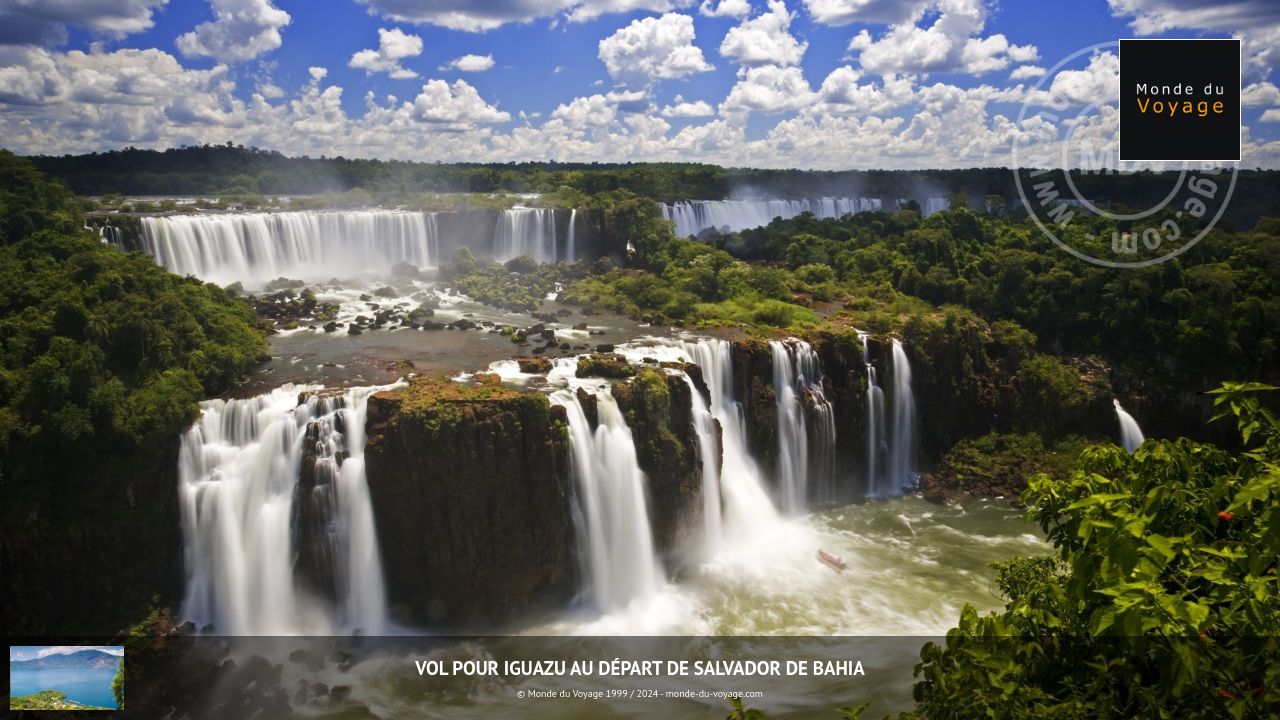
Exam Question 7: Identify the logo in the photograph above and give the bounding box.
[1012,42,1239,268]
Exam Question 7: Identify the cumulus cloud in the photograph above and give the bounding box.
[662,95,715,116]
[1261,108,1280,122]
[721,64,815,116]
[847,0,1037,76]
[441,53,495,72]
[699,0,751,18]
[1108,0,1280,80]
[410,78,510,126]
[176,0,290,63]
[354,0,693,32]
[1243,82,1280,107]
[0,0,168,45]
[349,27,423,79]
[1009,64,1045,80]
[719,0,807,66]
[800,0,927,25]
[598,13,712,88]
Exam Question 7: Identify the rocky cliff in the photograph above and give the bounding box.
[610,364,715,566]
[363,377,575,628]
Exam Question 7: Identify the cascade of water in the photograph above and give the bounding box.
[661,197,884,237]
[493,207,558,263]
[767,340,836,511]
[1114,399,1146,454]
[138,211,440,285]
[922,198,948,216]
[177,383,395,635]
[858,332,887,497]
[677,339,780,532]
[566,208,577,263]
[553,388,664,611]
[888,339,918,494]
[771,340,809,513]
[676,372,723,555]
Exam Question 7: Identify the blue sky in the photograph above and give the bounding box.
[10,646,123,661]
[0,0,1276,168]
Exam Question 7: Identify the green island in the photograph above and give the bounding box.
[9,690,110,711]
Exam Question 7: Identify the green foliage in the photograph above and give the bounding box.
[909,383,1280,719]
[9,690,110,710]
[0,154,266,504]
[935,432,1087,496]
[112,654,125,710]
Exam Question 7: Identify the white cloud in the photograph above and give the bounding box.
[176,0,290,63]
[800,0,927,25]
[1108,0,1280,80]
[662,95,715,116]
[551,94,617,127]
[0,0,169,45]
[308,66,327,82]
[1243,82,1280,107]
[354,0,693,32]
[441,53,495,72]
[411,78,510,126]
[721,64,815,116]
[816,66,914,114]
[32,646,123,659]
[719,0,807,66]
[598,13,712,88]
[349,27,423,79]
[1009,64,1045,80]
[1261,108,1280,122]
[699,0,751,18]
[847,0,1037,76]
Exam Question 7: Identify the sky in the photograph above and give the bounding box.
[10,646,124,661]
[0,0,1276,169]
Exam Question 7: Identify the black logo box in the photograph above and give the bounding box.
[1119,38,1241,162]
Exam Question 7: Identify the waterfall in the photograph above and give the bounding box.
[565,208,576,262]
[888,339,918,494]
[769,339,837,512]
[678,339,780,533]
[661,197,883,237]
[177,383,395,635]
[554,388,664,611]
[1114,399,1146,454]
[859,331,887,497]
[137,210,440,285]
[676,372,723,555]
[922,197,948,216]
[493,207,558,263]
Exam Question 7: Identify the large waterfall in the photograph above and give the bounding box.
[177,383,395,635]
[137,211,440,285]
[769,340,836,512]
[859,334,917,497]
[1114,399,1146,454]
[566,208,578,263]
[662,197,883,237]
[494,207,558,263]
[554,388,664,611]
[888,339,918,494]
[678,339,781,537]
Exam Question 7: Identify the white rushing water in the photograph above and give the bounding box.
[677,339,782,539]
[770,339,837,512]
[1114,399,1146,454]
[553,387,665,612]
[177,383,397,635]
[566,208,577,263]
[662,198,883,237]
[138,211,440,285]
[494,207,558,263]
[859,334,916,497]
[888,339,918,494]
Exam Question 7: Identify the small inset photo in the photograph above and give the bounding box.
[9,646,123,711]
